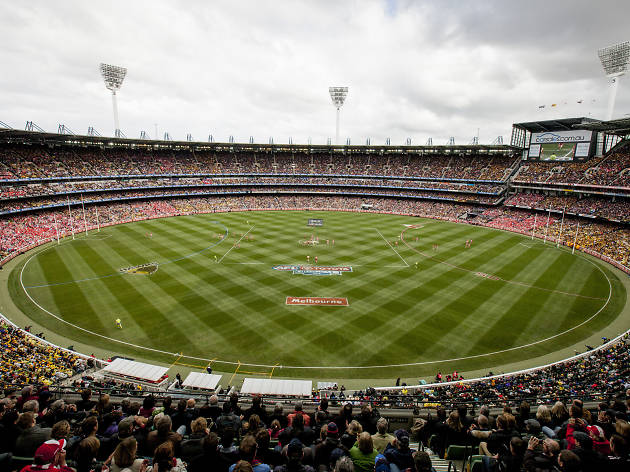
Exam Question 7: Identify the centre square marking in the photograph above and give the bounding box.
[286,296,349,306]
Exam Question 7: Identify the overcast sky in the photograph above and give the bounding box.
[0,0,628,145]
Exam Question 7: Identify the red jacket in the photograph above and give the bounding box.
[21,465,75,472]
[287,411,311,427]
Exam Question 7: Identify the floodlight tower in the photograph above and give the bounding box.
[329,87,348,144]
[99,63,127,137]
[598,41,630,120]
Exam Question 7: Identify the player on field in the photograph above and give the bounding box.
[116,318,122,329]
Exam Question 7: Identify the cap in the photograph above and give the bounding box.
[327,422,339,436]
[287,438,304,454]
[34,439,66,464]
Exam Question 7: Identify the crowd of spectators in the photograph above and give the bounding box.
[0,322,88,387]
[514,151,630,188]
[504,193,630,223]
[0,144,517,182]
[1,196,628,268]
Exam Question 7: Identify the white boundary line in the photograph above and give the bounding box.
[374,228,409,267]
[217,225,255,263]
[14,214,616,370]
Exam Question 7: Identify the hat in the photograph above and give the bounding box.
[117,416,135,436]
[327,422,339,436]
[572,431,591,446]
[329,447,346,465]
[34,439,66,464]
[394,429,410,446]
[524,419,541,432]
[375,454,390,472]
[587,425,605,439]
[287,438,304,454]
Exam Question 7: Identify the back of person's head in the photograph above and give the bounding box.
[81,389,92,401]
[413,451,433,472]
[270,419,281,431]
[153,441,175,472]
[177,399,186,412]
[186,398,196,409]
[447,411,463,432]
[294,401,303,412]
[347,420,363,437]
[17,411,35,429]
[252,395,262,408]
[536,405,551,423]
[23,399,39,413]
[156,415,172,437]
[239,435,257,462]
[477,415,489,429]
[222,401,232,414]
[142,395,155,410]
[436,408,446,421]
[76,436,100,472]
[519,401,530,416]
[357,432,373,454]
[163,396,172,409]
[496,414,507,430]
[340,433,356,450]
[292,412,304,430]
[558,450,581,471]
[552,402,568,420]
[376,417,388,434]
[334,456,354,472]
[504,413,516,430]
[255,428,270,450]
[457,405,468,420]
[569,404,582,419]
[510,437,526,457]
[51,420,71,440]
[343,403,353,417]
[320,398,328,410]
[479,405,490,418]
[274,402,283,415]
[81,415,98,436]
[191,417,207,435]
[113,437,137,469]
[202,433,219,455]
[615,421,630,440]
[233,461,253,472]
[209,395,218,406]
[610,434,628,457]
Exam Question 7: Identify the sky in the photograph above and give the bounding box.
[0,0,628,145]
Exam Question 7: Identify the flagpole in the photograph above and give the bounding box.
[67,196,75,240]
[81,194,88,236]
[543,209,550,244]
[572,222,580,255]
[532,213,537,240]
[53,213,60,244]
[96,207,100,232]
[557,206,566,248]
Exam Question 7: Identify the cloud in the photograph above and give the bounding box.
[0,0,627,144]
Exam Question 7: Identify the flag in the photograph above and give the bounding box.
[538,105,545,109]
[551,104,557,107]
[577,99,583,104]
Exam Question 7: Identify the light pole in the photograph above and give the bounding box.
[598,41,629,120]
[329,87,348,145]
[100,63,127,137]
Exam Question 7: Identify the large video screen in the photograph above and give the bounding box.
[539,142,576,161]
[528,130,593,161]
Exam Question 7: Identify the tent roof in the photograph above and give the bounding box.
[181,372,222,390]
[102,358,168,383]
[241,378,312,396]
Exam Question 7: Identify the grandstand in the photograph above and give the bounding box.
[2,109,630,472]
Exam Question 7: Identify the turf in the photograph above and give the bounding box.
[7,210,627,379]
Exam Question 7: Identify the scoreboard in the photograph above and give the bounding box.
[527,130,594,161]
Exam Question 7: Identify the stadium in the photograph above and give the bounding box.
[1,2,630,472]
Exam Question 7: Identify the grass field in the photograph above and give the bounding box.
[6,210,628,381]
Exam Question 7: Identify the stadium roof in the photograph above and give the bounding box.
[0,128,516,154]
[575,117,630,136]
[512,117,600,133]
[102,358,168,383]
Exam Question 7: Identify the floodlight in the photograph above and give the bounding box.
[100,63,127,137]
[329,86,348,144]
[598,41,630,120]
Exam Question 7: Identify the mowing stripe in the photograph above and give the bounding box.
[374,228,409,267]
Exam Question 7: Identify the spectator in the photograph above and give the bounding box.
[21,439,73,472]
[146,441,186,472]
[371,418,395,454]
[349,432,377,472]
